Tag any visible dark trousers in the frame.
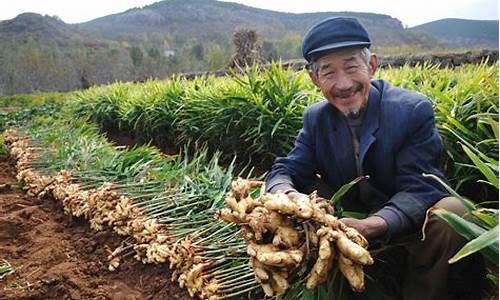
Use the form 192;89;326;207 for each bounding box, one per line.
401;196;467;300
364;196;486;300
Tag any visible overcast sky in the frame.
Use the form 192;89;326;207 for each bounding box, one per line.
0;0;497;27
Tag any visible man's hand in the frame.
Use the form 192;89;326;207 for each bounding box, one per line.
340;216;388;240
286;191;310;202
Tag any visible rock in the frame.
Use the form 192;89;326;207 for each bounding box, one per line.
41;275;60;286
0;184;11;192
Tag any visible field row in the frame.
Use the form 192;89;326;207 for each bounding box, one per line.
72;62;499;198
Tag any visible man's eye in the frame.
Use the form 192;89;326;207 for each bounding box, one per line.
347;66;358;71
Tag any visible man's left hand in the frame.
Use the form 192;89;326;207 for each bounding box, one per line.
340;216;388;240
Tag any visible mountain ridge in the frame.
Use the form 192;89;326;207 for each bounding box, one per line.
411;18;498;48
1;0;497;51
75;0;413;47
0;0;497;95
0;12;112;48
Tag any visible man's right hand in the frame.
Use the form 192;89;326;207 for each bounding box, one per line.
285;191;310;202
286;191;336;218
340;216;388;240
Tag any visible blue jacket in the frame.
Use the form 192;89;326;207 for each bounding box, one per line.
265;79;448;239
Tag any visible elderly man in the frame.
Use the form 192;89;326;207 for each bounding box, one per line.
265;17;469;299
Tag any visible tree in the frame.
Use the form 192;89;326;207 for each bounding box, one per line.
274;33;302;60
190;43;204;60
227;28;266;69
262;40;279;61
129;46;144;67
148;47;161;59
206;44;226;71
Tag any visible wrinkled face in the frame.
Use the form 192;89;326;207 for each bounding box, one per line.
309;48;378;116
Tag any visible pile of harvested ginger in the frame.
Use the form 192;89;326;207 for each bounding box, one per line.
218;178;374;296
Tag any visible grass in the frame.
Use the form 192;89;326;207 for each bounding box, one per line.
0;259;16;279
0;91;68;108
0;135;7;155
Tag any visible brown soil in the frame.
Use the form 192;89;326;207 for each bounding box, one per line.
0;106;21;113
0;154;194;300
105;130;178;156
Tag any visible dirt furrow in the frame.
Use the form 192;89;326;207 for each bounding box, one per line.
0;155;193;300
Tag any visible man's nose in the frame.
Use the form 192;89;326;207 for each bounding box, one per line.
333;75;353;91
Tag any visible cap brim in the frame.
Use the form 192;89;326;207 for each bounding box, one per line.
308;41;371;60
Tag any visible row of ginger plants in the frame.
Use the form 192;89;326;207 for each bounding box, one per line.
3;117;380;300
73;61;498;199
4;119;255;299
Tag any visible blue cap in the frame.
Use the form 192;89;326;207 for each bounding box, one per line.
302;17;371;62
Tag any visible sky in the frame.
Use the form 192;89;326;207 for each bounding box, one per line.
0;0;497;27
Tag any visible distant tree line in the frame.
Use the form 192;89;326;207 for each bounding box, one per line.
0;26;317;95
0;27;474;96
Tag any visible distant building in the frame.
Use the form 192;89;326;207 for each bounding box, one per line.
163;50;175;57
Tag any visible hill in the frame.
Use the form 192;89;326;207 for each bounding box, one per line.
0;13;129;95
0;12;110;48
411;18;499;49
77;0;430;48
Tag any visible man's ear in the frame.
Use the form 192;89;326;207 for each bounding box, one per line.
308;70;320;87
368;53;378;76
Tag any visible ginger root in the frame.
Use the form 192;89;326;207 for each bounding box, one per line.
306;230;335;289
335;232;373;266
220;179;374;297
261;193;313;219
247;242;303;267
338;254;365;292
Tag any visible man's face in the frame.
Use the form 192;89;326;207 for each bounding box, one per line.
309;48;377;116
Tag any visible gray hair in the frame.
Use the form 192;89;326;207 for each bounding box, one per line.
307;47;372;75
359;47;371;64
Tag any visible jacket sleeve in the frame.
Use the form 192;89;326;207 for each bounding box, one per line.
373;99;448;240
265;106;319;193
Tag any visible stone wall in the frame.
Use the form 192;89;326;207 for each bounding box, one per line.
179;49;499;80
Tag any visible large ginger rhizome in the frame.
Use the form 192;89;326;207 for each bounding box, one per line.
218;178;374;296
